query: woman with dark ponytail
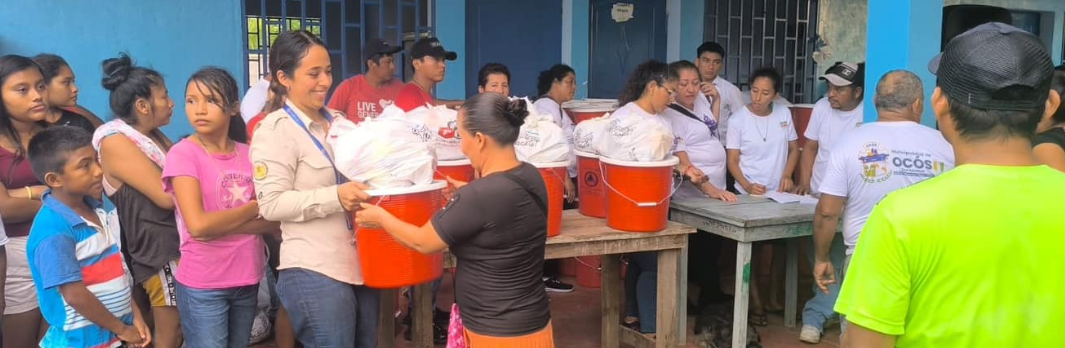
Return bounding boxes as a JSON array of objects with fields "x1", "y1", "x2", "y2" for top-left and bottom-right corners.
[
  {"x1": 356, "y1": 93, "x2": 556, "y2": 347},
  {"x1": 92, "y1": 53, "x2": 185, "y2": 348},
  {"x1": 250, "y1": 30, "x2": 379, "y2": 348}
]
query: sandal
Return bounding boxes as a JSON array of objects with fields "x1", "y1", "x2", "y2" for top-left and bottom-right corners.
[
  {"x1": 622, "y1": 318, "x2": 641, "y2": 331},
  {"x1": 748, "y1": 310, "x2": 769, "y2": 326}
]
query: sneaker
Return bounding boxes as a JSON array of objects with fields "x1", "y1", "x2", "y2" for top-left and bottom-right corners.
[
  {"x1": 799, "y1": 325, "x2": 822, "y2": 344},
  {"x1": 543, "y1": 276, "x2": 574, "y2": 293}
]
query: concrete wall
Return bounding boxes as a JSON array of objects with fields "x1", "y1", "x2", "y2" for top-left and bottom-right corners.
[{"x1": 0, "y1": 0, "x2": 245, "y2": 140}]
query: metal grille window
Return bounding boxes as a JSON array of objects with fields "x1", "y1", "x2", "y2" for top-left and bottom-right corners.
[
  {"x1": 243, "y1": 0, "x2": 433, "y2": 89},
  {"x1": 704, "y1": 0, "x2": 820, "y2": 104}
]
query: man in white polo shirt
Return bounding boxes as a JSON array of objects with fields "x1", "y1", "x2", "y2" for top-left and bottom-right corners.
[
  {"x1": 810, "y1": 70, "x2": 954, "y2": 334},
  {"x1": 797, "y1": 62, "x2": 866, "y2": 196}
]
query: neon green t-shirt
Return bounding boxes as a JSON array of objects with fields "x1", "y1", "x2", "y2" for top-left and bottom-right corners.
[{"x1": 835, "y1": 164, "x2": 1065, "y2": 347}]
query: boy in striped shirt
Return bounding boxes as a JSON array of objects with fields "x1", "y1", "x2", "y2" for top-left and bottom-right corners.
[{"x1": 26, "y1": 126, "x2": 150, "y2": 348}]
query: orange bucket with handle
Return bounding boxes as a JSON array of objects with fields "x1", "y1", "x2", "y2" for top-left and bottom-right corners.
[
  {"x1": 568, "y1": 106, "x2": 615, "y2": 125},
  {"x1": 575, "y1": 151, "x2": 606, "y2": 218},
  {"x1": 434, "y1": 158, "x2": 474, "y2": 183},
  {"x1": 600, "y1": 156, "x2": 682, "y2": 232},
  {"x1": 532, "y1": 161, "x2": 569, "y2": 238},
  {"x1": 356, "y1": 181, "x2": 447, "y2": 288}
]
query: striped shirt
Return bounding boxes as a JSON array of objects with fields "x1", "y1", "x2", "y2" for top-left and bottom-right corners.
[{"x1": 29, "y1": 192, "x2": 133, "y2": 348}]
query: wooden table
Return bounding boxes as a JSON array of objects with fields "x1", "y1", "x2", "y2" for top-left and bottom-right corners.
[
  {"x1": 378, "y1": 210, "x2": 696, "y2": 348},
  {"x1": 670, "y1": 196, "x2": 821, "y2": 348}
]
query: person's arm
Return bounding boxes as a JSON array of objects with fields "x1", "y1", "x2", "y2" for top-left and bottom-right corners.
[
  {"x1": 0, "y1": 182, "x2": 43, "y2": 223},
  {"x1": 355, "y1": 203, "x2": 448, "y2": 253},
  {"x1": 99, "y1": 135, "x2": 174, "y2": 210},
  {"x1": 69, "y1": 105, "x2": 105, "y2": 128},
  {"x1": 780, "y1": 140, "x2": 799, "y2": 192},
  {"x1": 674, "y1": 151, "x2": 706, "y2": 185},
  {"x1": 797, "y1": 140, "x2": 819, "y2": 195},
  {"x1": 727, "y1": 149, "x2": 758, "y2": 194},
  {"x1": 841, "y1": 322, "x2": 897, "y2": 348},
  {"x1": 812, "y1": 193, "x2": 844, "y2": 293},
  {"x1": 59, "y1": 282, "x2": 145, "y2": 344},
  {"x1": 1033, "y1": 143, "x2": 1065, "y2": 173},
  {"x1": 170, "y1": 177, "x2": 276, "y2": 240}
]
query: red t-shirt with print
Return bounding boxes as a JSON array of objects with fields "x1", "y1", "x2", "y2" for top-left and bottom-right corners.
[
  {"x1": 327, "y1": 75, "x2": 405, "y2": 123},
  {"x1": 394, "y1": 82, "x2": 435, "y2": 112}
]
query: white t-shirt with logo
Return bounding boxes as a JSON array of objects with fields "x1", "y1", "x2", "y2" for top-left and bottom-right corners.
[
  {"x1": 804, "y1": 98, "x2": 865, "y2": 194},
  {"x1": 663, "y1": 97, "x2": 726, "y2": 200},
  {"x1": 819, "y1": 121, "x2": 955, "y2": 254},
  {"x1": 533, "y1": 97, "x2": 577, "y2": 176},
  {"x1": 726, "y1": 105, "x2": 798, "y2": 194},
  {"x1": 708, "y1": 76, "x2": 747, "y2": 142}
]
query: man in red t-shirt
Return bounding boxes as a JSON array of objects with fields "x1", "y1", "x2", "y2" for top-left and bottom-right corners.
[
  {"x1": 328, "y1": 38, "x2": 405, "y2": 123},
  {"x1": 394, "y1": 37, "x2": 463, "y2": 112}
]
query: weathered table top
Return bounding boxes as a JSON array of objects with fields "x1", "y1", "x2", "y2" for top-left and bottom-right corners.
[{"x1": 669, "y1": 196, "x2": 821, "y2": 242}]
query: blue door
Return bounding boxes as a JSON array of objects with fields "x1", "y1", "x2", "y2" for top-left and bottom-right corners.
[
  {"x1": 588, "y1": 0, "x2": 667, "y2": 99},
  {"x1": 466, "y1": 0, "x2": 563, "y2": 97}
]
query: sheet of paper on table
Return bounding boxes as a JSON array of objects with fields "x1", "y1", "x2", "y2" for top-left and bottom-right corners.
[{"x1": 763, "y1": 191, "x2": 819, "y2": 205}]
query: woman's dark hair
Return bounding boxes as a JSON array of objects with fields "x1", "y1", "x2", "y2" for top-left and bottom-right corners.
[
  {"x1": 32, "y1": 53, "x2": 69, "y2": 84},
  {"x1": 536, "y1": 64, "x2": 575, "y2": 97},
  {"x1": 1050, "y1": 65, "x2": 1065, "y2": 124},
  {"x1": 668, "y1": 60, "x2": 699, "y2": 82},
  {"x1": 186, "y1": 67, "x2": 249, "y2": 143},
  {"x1": 461, "y1": 93, "x2": 527, "y2": 145},
  {"x1": 478, "y1": 63, "x2": 510, "y2": 88},
  {"x1": 265, "y1": 30, "x2": 327, "y2": 114},
  {"x1": 749, "y1": 66, "x2": 783, "y2": 94},
  {"x1": 101, "y1": 53, "x2": 165, "y2": 125},
  {"x1": 618, "y1": 60, "x2": 669, "y2": 105},
  {"x1": 0, "y1": 55, "x2": 45, "y2": 163}
]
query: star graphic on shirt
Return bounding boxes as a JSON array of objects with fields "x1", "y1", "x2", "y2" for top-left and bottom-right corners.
[{"x1": 226, "y1": 184, "x2": 250, "y2": 206}]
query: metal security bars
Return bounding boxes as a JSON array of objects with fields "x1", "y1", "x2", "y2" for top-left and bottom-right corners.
[
  {"x1": 704, "y1": 0, "x2": 820, "y2": 104},
  {"x1": 242, "y1": 0, "x2": 433, "y2": 89}
]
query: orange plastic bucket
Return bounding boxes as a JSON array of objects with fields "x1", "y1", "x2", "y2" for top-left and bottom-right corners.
[
  {"x1": 533, "y1": 161, "x2": 569, "y2": 238},
  {"x1": 560, "y1": 258, "x2": 577, "y2": 276},
  {"x1": 356, "y1": 181, "x2": 447, "y2": 288},
  {"x1": 568, "y1": 106, "x2": 615, "y2": 124},
  {"x1": 575, "y1": 151, "x2": 606, "y2": 218},
  {"x1": 600, "y1": 156, "x2": 681, "y2": 232},
  {"x1": 575, "y1": 256, "x2": 601, "y2": 288},
  {"x1": 434, "y1": 158, "x2": 474, "y2": 183}
]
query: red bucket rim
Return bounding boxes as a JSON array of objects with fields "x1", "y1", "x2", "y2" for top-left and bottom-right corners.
[
  {"x1": 438, "y1": 158, "x2": 471, "y2": 166},
  {"x1": 365, "y1": 180, "x2": 447, "y2": 196}
]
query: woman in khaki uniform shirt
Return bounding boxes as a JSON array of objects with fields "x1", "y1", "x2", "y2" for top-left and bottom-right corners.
[{"x1": 249, "y1": 30, "x2": 378, "y2": 348}]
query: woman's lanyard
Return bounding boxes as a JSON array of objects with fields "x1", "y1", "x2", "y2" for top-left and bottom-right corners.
[{"x1": 282, "y1": 105, "x2": 354, "y2": 231}]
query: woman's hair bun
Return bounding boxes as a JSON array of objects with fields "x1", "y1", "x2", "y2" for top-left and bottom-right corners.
[
  {"x1": 101, "y1": 53, "x2": 134, "y2": 91},
  {"x1": 503, "y1": 98, "x2": 528, "y2": 127}
]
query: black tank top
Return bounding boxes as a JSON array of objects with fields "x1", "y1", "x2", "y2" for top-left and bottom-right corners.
[{"x1": 110, "y1": 183, "x2": 181, "y2": 283}]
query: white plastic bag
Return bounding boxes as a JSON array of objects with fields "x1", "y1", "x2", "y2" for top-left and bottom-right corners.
[
  {"x1": 406, "y1": 105, "x2": 464, "y2": 160},
  {"x1": 515, "y1": 99, "x2": 571, "y2": 163},
  {"x1": 571, "y1": 113, "x2": 612, "y2": 153},
  {"x1": 596, "y1": 109, "x2": 674, "y2": 162},
  {"x1": 328, "y1": 116, "x2": 436, "y2": 189}
]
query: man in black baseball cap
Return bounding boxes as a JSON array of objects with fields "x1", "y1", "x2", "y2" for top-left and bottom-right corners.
[
  {"x1": 328, "y1": 38, "x2": 405, "y2": 122},
  {"x1": 395, "y1": 37, "x2": 463, "y2": 111},
  {"x1": 835, "y1": 22, "x2": 1064, "y2": 348}
]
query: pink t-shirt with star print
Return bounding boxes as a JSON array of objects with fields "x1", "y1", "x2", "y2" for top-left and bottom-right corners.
[{"x1": 162, "y1": 139, "x2": 265, "y2": 289}]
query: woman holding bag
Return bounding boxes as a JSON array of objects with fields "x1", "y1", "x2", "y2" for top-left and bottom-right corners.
[{"x1": 355, "y1": 93, "x2": 555, "y2": 347}]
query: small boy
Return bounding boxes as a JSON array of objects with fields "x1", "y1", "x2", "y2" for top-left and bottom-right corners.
[{"x1": 26, "y1": 126, "x2": 150, "y2": 348}]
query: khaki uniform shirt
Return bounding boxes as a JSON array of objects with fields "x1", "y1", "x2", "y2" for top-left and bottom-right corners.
[{"x1": 250, "y1": 100, "x2": 364, "y2": 285}]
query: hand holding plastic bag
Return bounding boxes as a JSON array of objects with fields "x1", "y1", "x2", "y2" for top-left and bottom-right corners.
[{"x1": 328, "y1": 114, "x2": 436, "y2": 189}]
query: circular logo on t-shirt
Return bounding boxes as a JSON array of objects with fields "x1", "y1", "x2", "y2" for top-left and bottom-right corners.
[
  {"x1": 219, "y1": 171, "x2": 254, "y2": 209},
  {"x1": 858, "y1": 142, "x2": 892, "y2": 183}
]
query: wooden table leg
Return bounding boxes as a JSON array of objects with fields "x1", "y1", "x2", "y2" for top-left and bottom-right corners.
[
  {"x1": 601, "y1": 254, "x2": 621, "y2": 348},
  {"x1": 378, "y1": 288, "x2": 397, "y2": 347},
  {"x1": 677, "y1": 245, "x2": 688, "y2": 345},
  {"x1": 413, "y1": 283, "x2": 433, "y2": 348},
  {"x1": 785, "y1": 238, "x2": 799, "y2": 328},
  {"x1": 656, "y1": 249, "x2": 680, "y2": 348},
  {"x1": 733, "y1": 242, "x2": 752, "y2": 348}
]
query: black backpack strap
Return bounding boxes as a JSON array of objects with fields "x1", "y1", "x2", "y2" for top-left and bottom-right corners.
[
  {"x1": 669, "y1": 104, "x2": 702, "y2": 123},
  {"x1": 499, "y1": 172, "x2": 548, "y2": 215}
]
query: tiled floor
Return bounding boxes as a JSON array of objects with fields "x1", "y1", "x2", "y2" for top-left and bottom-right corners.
[{"x1": 251, "y1": 273, "x2": 841, "y2": 348}]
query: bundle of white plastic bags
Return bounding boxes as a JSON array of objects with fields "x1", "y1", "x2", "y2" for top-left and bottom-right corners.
[
  {"x1": 405, "y1": 105, "x2": 465, "y2": 160},
  {"x1": 571, "y1": 113, "x2": 611, "y2": 153},
  {"x1": 514, "y1": 98, "x2": 571, "y2": 163},
  {"x1": 575, "y1": 107, "x2": 674, "y2": 162},
  {"x1": 328, "y1": 105, "x2": 436, "y2": 189}
]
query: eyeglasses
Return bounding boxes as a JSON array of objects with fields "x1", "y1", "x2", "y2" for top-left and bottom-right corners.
[{"x1": 659, "y1": 83, "x2": 677, "y2": 99}]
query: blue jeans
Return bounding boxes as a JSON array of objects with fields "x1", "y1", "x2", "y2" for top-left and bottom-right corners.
[
  {"x1": 407, "y1": 276, "x2": 442, "y2": 316},
  {"x1": 276, "y1": 268, "x2": 380, "y2": 348},
  {"x1": 802, "y1": 235, "x2": 846, "y2": 332},
  {"x1": 175, "y1": 281, "x2": 259, "y2": 348},
  {"x1": 624, "y1": 252, "x2": 658, "y2": 333}
]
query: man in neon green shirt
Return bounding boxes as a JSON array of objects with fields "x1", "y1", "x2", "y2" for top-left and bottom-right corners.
[{"x1": 835, "y1": 22, "x2": 1065, "y2": 348}]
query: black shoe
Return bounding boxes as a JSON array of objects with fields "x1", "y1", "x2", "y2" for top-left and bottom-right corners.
[
  {"x1": 543, "y1": 276, "x2": 575, "y2": 293},
  {"x1": 403, "y1": 321, "x2": 448, "y2": 344},
  {"x1": 402, "y1": 308, "x2": 450, "y2": 330}
]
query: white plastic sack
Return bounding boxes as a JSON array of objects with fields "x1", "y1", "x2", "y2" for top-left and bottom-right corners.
[
  {"x1": 327, "y1": 115, "x2": 436, "y2": 189},
  {"x1": 405, "y1": 105, "x2": 464, "y2": 160},
  {"x1": 596, "y1": 109, "x2": 674, "y2": 162},
  {"x1": 571, "y1": 113, "x2": 612, "y2": 153},
  {"x1": 515, "y1": 98, "x2": 571, "y2": 163}
]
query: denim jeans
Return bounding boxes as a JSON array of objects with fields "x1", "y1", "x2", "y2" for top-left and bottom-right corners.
[
  {"x1": 175, "y1": 281, "x2": 259, "y2": 348},
  {"x1": 276, "y1": 268, "x2": 380, "y2": 348},
  {"x1": 624, "y1": 251, "x2": 658, "y2": 333},
  {"x1": 802, "y1": 235, "x2": 846, "y2": 332},
  {"x1": 406, "y1": 276, "x2": 442, "y2": 316}
]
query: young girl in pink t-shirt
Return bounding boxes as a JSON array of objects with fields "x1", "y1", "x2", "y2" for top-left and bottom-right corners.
[{"x1": 162, "y1": 67, "x2": 280, "y2": 348}]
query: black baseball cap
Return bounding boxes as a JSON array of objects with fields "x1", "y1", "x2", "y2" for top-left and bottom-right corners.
[
  {"x1": 820, "y1": 62, "x2": 861, "y2": 86},
  {"x1": 929, "y1": 22, "x2": 1054, "y2": 111},
  {"x1": 410, "y1": 37, "x2": 457, "y2": 61},
  {"x1": 363, "y1": 38, "x2": 402, "y2": 62}
]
